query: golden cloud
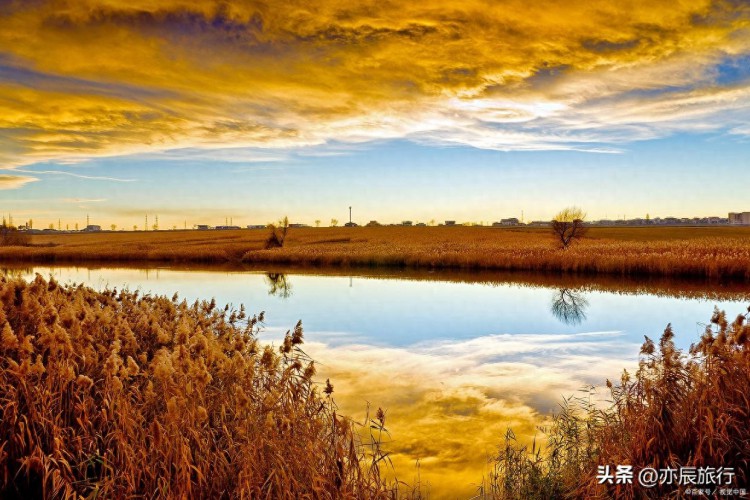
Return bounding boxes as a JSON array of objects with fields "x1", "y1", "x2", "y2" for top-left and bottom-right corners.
[
  {"x1": 0, "y1": 174, "x2": 38, "y2": 189},
  {"x1": 0, "y1": 0, "x2": 749, "y2": 166}
]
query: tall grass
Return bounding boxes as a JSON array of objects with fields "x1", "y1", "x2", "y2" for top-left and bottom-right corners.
[
  {"x1": 1, "y1": 227, "x2": 750, "y2": 280},
  {"x1": 0, "y1": 275, "x2": 403, "y2": 498},
  {"x1": 481, "y1": 306, "x2": 750, "y2": 499},
  {"x1": 0, "y1": 225, "x2": 29, "y2": 247}
]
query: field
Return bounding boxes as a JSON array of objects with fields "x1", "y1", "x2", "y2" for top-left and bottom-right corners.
[{"x1": 2, "y1": 226, "x2": 750, "y2": 280}]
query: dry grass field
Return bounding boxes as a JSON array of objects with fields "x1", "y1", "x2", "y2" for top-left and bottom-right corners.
[{"x1": 2, "y1": 226, "x2": 750, "y2": 280}]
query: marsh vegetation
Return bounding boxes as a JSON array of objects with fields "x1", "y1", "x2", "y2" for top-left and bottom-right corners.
[{"x1": 2, "y1": 226, "x2": 750, "y2": 281}]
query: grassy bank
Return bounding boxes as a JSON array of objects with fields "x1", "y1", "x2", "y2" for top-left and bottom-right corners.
[
  {"x1": 0, "y1": 276, "x2": 403, "y2": 498},
  {"x1": 2, "y1": 226, "x2": 750, "y2": 280}
]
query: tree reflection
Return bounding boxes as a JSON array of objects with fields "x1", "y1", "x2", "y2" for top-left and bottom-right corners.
[
  {"x1": 550, "y1": 288, "x2": 589, "y2": 325},
  {"x1": 265, "y1": 273, "x2": 292, "y2": 298}
]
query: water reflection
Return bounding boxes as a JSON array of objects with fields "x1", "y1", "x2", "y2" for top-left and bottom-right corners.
[
  {"x1": 1, "y1": 267, "x2": 33, "y2": 279},
  {"x1": 265, "y1": 272, "x2": 293, "y2": 298},
  {"x1": 550, "y1": 288, "x2": 590, "y2": 326}
]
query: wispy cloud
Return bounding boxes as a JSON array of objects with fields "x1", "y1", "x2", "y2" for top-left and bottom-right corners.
[
  {"x1": 14, "y1": 169, "x2": 136, "y2": 182},
  {"x1": 61, "y1": 197, "x2": 107, "y2": 203},
  {"x1": 0, "y1": 175, "x2": 38, "y2": 189}
]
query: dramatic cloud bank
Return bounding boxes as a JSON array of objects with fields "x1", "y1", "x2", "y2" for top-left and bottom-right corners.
[{"x1": 1, "y1": 0, "x2": 749, "y2": 168}]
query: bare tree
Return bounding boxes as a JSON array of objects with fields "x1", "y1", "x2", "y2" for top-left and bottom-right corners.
[
  {"x1": 315, "y1": 219, "x2": 321, "y2": 228},
  {"x1": 330, "y1": 218, "x2": 338, "y2": 227},
  {"x1": 551, "y1": 207, "x2": 588, "y2": 249}
]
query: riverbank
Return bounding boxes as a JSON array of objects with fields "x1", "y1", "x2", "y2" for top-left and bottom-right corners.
[{"x1": 2, "y1": 226, "x2": 750, "y2": 280}]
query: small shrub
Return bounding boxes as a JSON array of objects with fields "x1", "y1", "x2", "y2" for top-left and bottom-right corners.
[
  {"x1": 265, "y1": 216, "x2": 289, "y2": 249},
  {"x1": 0, "y1": 225, "x2": 30, "y2": 246}
]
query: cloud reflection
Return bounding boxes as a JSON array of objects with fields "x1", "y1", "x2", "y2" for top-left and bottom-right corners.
[{"x1": 300, "y1": 330, "x2": 638, "y2": 497}]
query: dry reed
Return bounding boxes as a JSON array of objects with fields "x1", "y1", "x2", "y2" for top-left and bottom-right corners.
[
  {"x1": 2, "y1": 226, "x2": 748, "y2": 280},
  {"x1": 480, "y1": 306, "x2": 750, "y2": 499},
  {"x1": 0, "y1": 275, "x2": 405, "y2": 498}
]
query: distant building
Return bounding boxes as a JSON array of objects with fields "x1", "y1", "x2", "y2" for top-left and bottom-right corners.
[
  {"x1": 528, "y1": 221, "x2": 550, "y2": 227},
  {"x1": 729, "y1": 212, "x2": 750, "y2": 225},
  {"x1": 366, "y1": 220, "x2": 381, "y2": 227},
  {"x1": 444, "y1": 220, "x2": 456, "y2": 226},
  {"x1": 246, "y1": 225, "x2": 265, "y2": 229},
  {"x1": 289, "y1": 223, "x2": 310, "y2": 228},
  {"x1": 500, "y1": 218, "x2": 520, "y2": 226},
  {"x1": 83, "y1": 225, "x2": 101, "y2": 232},
  {"x1": 195, "y1": 224, "x2": 210, "y2": 230},
  {"x1": 401, "y1": 221, "x2": 413, "y2": 226},
  {"x1": 415, "y1": 222, "x2": 426, "y2": 227},
  {"x1": 215, "y1": 225, "x2": 241, "y2": 230},
  {"x1": 343, "y1": 222, "x2": 358, "y2": 227}
]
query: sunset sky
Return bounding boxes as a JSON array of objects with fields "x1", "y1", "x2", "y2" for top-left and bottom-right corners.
[{"x1": 1, "y1": 0, "x2": 749, "y2": 227}]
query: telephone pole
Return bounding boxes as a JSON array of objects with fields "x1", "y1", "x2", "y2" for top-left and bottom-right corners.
[{"x1": 349, "y1": 206, "x2": 352, "y2": 224}]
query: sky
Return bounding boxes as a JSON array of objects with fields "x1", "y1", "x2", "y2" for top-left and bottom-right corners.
[{"x1": 1, "y1": 0, "x2": 750, "y2": 228}]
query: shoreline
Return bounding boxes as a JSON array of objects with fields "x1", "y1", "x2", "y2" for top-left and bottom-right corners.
[{"x1": 1, "y1": 226, "x2": 749, "y2": 281}]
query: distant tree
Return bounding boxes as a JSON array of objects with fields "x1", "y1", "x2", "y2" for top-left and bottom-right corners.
[
  {"x1": 48, "y1": 223, "x2": 54, "y2": 230},
  {"x1": 133, "y1": 225, "x2": 138, "y2": 231},
  {"x1": 551, "y1": 207, "x2": 588, "y2": 249},
  {"x1": 265, "y1": 216, "x2": 289, "y2": 249},
  {"x1": 75, "y1": 223, "x2": 79, "y2": 231},
  {"x1": 110, "y1": 224, "x2": 117, "y2": 231},
  {"x1": 429, "y1": 219, "x2": 436, "y2": 226},
  {"x1": 330, "y1": 218, "x2": 339, "y2": 227},
  {"x1": 315, "y1": 220, "x2": 321, "y2": 228}
]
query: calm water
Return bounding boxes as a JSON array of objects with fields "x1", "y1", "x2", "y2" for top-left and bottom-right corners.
[{"x1": 10, "y1": 265, "x2": 750, "y2": 498}]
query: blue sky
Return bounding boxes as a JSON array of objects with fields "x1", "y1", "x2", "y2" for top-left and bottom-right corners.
[{"x1": 5, "y1": 131, "x2": 749, "y2": 229}]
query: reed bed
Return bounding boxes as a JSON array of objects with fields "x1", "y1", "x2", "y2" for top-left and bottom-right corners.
[
  {"x1": 2, "y1": 226, "x2": 749, "y2": 280},
  {"x1": 482, "y1": 306, "x2": 750, "y2": 499},
  {"x1": 0, "y1": 275, "x2": 404, "y2": 498}
]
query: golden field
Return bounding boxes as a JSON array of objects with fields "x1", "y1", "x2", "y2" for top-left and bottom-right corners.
[{"x1": 2, "y1": 226, "x2": 750, "y2": 280}]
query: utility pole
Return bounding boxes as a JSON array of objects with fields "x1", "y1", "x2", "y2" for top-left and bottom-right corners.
[
  {"x1": 155, "y1": 215, "x2": 159, "y2": 231},
  {"x1": 349, "y1": 206, "x2": 352, "y2": 224},
  {"x1": 58, "y1": 219, "x2": 61, "y2": 231},
  {"x1": 145, "y1": 215, "x2": 148, "y2": 231},
  {"x1": 86, "y1": 214, "x2": 90, "y2": 227}
]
